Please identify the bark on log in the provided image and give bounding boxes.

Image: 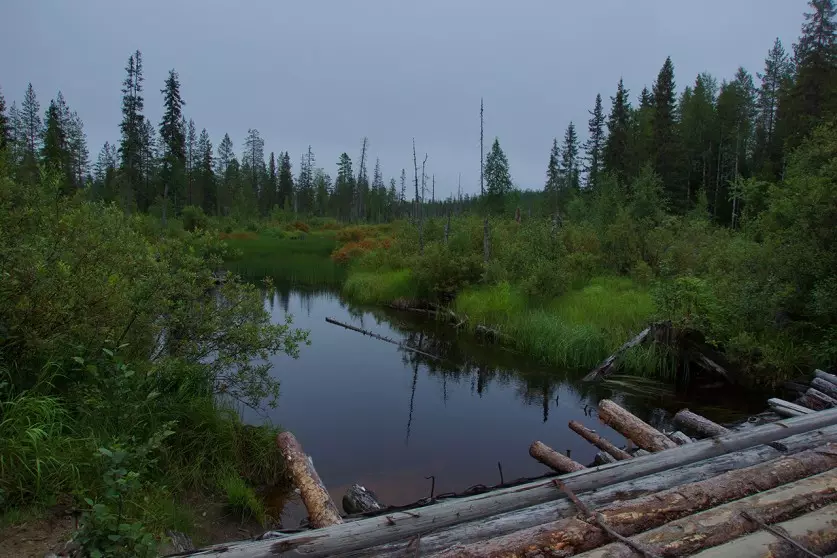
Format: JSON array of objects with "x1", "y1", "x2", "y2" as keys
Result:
[
  {"x1": 673, "y1": 408, "x2": 730, "y2": 438},
  {"x1": 529, "y1": 441, "x2": 586, "y2": 473},
  {"x1": 812, "y1": 377, "x2": 837, "y2": 400},
  {"x1": 275, "y1": 432, "x2": 342, "y2": 529},
  {"x1": 594, "y1": 452, "x2": 618, "y2": 465},
  {"x1": 808, "y1": 387, "x2": 837, "y2": 408},
  {"x1": 583, "y1": 327, "x2": 651, "y2": 381},
  {"x1": 816, "y1": 369, "x2": 837, "y2": 387},
  {"x1": 690, "y1": 502, "x2": 837, "y2": 558},
  {"x1": 799, "y1": 392, "x2": 829, "y2": 410},
  {"x1": 440, "y1": 444, "x2": 837, "y2": 557},
  {"x1": 342, "y1": 484, "x2": 384, "y2": 515},
  {"x1": 569, "y1": 420, "x2": 632, "y2": 460},
  {"x1": 570, "y1": 469, "x2": 837, "y2": 558},
  {"x1": 668, "y1": 431, "x2": 693, "y2": 445},
  {"x1": 769, "y1": 398, "x2": 815, "y2": 417},
  {"x1": 597, "y1": 399, "x2": 677, "y2": 452},
  {"x1": 182, "y1": 410, "x2": 837, "y2": 558}
]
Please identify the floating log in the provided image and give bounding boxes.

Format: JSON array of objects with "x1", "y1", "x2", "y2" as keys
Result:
[
  {"x1": 275, "y1": 432, "x2": 342, "y2": 529},
  {"x1": 568, "y1": 420, "x2": 632, "y2": 461},
  {"x1": 812, "y1": 377, "x2": 837, "y2": 400},
  {"x1": 668, "y1": 431, "x2": 693, "y2": 445},
  {"x1": 597, "y1": 399, "x2": 677, "y2": 452},
  {"x1": 324, "y1": 317, "x2": 440, "y2": 360},
  {"x1": 690, "y1": 502, "x2": 837, "y2": 557},
  {"x1": 441, "y1": 444, "x2": 837, "y2": 557},
  {"x1": 529, "y1": 441, "x2": 586, "y2": 473},
  {"x1": 807, "y1": 387, "x2": 837, "y2": 408},
  {"x1": 673, "y1": 408, "x2": 730, "y2": 438},
  {"x1": 583, "y1": 327, "x2": 651, "y2": 381},
  {"x1": 815, "y1": 368, "x2": 837, "y2": 387},
  {"x1": 572, "y1": 468, "x2": 837, "y2": 558},
  {"x1": 342, "y1": 484, "x2": 383, "y2": 515},
  {"x1": 184, "y1": 410, "x2": 837, "y2": 558},
  {"x1": 768, "y1": 398, "x2": 815, "y2": 417}
]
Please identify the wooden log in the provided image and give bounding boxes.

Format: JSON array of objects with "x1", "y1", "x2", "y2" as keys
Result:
[
  {"x1": 594, "y1": 452, "x2": 617, "y2": 465},
  {"x1": 568, "y1": 420, "x2": 632, "y2": 460},
  {"x1": 668, "y1": 431, "x2": 693, "y2": 445},
  {"x1": 529, "y1": 441, "x2": 585, "y2": 473},
  {"x1": 362, "y1": 424, "x2": 837, "y2": 558},
  {"x1": 342, "y1": 484, "x2": 383, "y2": 515},
  {"x1": 770, "y1": 403, "x2": 808, "y2": 418},
  {"x1": 812, "y1": 376, "x2": 837, "y2": 400},
  {"x1": 183, "y1": 409, "x2": 837, "y2": 558},
  {"x1": 633, "y1": 449, "x2": 651, "y2": 457},
  {"x1": 768, "y1": 398, "x2": 815, "y2": 416},
  {"x1": 440, "y1": 444, "x2": 837, "y2": 557},
  {"x1": 816, "y1": 368, "x2": 837, "y2": 387},
  {"x1": 690, "y1": 503, "x2": 837, "y2": 558},
  {"x1": 673, "y1": 408, "x2": 730, "y2": 438},
  {"x1": 275, "y1": 432, "x2": 342, "y2": 529},
  {"x1": 692, "y1": 351, "x2": 732, "y2": 382},
  {"x1": 324, "y1": 317, "x2": 440, "y2": 360},
  {"x1": 798, "y1": 392, "x2": 828, "y2": 410},
  {"x1": 572, "y1": 469, "x2": 837, "y2": 558},
  {"x1": 808, "y1": 387, "x2": 837, "y2": 408},
  {"x1": 583, "y1": 327, "x2": 651, "y2": 381},
  {"x1": 597, "y1": 399, "x2": 677, "y2": 452}
]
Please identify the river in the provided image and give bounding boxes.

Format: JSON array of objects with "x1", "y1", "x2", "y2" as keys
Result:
[{"x1": 237, "y1": 281, "x2": 765, "y2": 525}]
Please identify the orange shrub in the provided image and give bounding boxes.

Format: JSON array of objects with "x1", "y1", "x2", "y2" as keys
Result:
[
  {"x1": 291, "y1": 220, "x2": 310, "y2": 233},
  {"x1": 330, "y1": 239, "x2": 379, "y2": 264}
]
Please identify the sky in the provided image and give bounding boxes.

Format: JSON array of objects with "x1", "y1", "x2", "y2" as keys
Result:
[{"x1": 1, "y1": 0, "x2": 810, "y2": 197}]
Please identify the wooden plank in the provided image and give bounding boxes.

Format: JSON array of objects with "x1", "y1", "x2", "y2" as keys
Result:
[
  {"x1": 572, "y1": 469, "x2": 837, "y2": 558},
  {"x1": 439, "y1": 444, "x2": 837, "y2": 557},
  {"x1": 184, "y1": 409, "x2": 837, "y2": 558},
  {"x1": 568, "y1": 420, "x2": 632, "y2": 460},
  {"x1": 673, "y1": 408, "x2": 730, "y2": 438},
  {"x1": 812, "y1": 377, "x2": 837, "y2": 400},
  {"x1": 690, "y1": 503, "x2": 837, "y2": 558},
  {"x1": 583, "y1": 327, "x2": 651, "y2": 381},
  {"x1": 816, "y1": 369, "x2": 837, "y2": 387},
  {"x1": 597, "y1": 399, "x2": 678, "y2": 452},
  {"x1": 529, "y1": 441, "x2": 586, "y2": 473}
]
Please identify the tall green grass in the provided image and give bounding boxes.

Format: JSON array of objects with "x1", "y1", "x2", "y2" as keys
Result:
[{"x1": 343, "y1": 269, "x2": 418, "y2": 305}]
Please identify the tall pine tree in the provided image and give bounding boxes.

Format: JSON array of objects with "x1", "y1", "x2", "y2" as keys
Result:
[
  {"x1": 583, "y1": 94, "x2": 605, "y2": 189},
  {"x1": 19, "y1": 83, "x2": 41, "y2": 180},
  {"x1": 603, "y1": 78, "x2": 631, "y2": 182},
  {"x1": 754, "y1": 38, "x2": 793, "y2": 178},
  {"x1": 159, "y1": 69, "x2": 186, "y2": 213},
  {"x1": 0, "y1": 87, "x2": 8, "y2": 151},
  {"x1": 119, "y1": 51, "x2": 144, "y2": 208},
  {"x1": 278, "y1": 152, "x2": 294, "y2": 212},
  {"x1": 196, "y1": 129, "x2": 215, "y2": 215},
  {"x1": 561, "y1": 122, "x2": 580, "y2": 192},
  {"x1": 484, "y1": 137, "x2": 512, "y2": 214},
  {"x1": 544, "y1": 138, "x2": 561, "y2": 213},
  {"x1": 651, "y1": 57, "x2": 685, "y2": 208}
]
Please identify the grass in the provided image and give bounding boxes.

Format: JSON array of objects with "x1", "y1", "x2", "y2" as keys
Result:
[
  {"x1": 343, "y1": 269, "x2": 418, "y2": 305},
  {"x1": 219, "y1": 473, "x2": 267, "y2": 526}
]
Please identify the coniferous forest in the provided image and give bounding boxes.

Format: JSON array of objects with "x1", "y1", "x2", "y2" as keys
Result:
[{"x1": 1, "y1": 0, "x2": 837, "y2": 554}]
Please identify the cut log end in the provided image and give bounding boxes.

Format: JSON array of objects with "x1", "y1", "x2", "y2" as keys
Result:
[
  {"x1": 529, "y1": 441, "x2": 586, "y2": 473},
  {"x1": 598, "y1": 399, "x2": 678, "y2": 452}
]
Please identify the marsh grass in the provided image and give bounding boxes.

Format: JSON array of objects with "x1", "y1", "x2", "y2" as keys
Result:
[
  {"x1": 343, "y1": 270, "x2": 417, "y2": 305},
  {"x1": 219, "y1": 473, "x2": 267, "y2": 526}
]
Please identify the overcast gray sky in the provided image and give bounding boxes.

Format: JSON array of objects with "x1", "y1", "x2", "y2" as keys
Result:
[{"x1": 1, "y1": 0, "x2": 809, "y2": 197}]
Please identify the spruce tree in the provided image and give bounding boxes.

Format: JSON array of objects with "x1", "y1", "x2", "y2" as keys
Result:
[
  {"x1": 484, "y1": 137, "x2": 512, "y2": 214},
  {"x1": 679, "y1": 73, "x2": 718, "y2": 204},
  {"x1": 242, "y1": 129, "x2": 264, "y2": 203},
  {"x1": 651, "y1": 57, "x2": 685, "y2": 208},
  {"x1": 41, "y1": 98, "x2": 71, "y2": 191},
  {"x1": 118, "y1": 51, "x2": 144, "y2": 206},
  {"x1": 296, "y1": 146, "x2": 315, "y2": 214},
  {"x1": 314, "y1": 169, "x2": 332, "y2": 217},
  {"x1": 278, "y1": 151, "x2": 294, "y2": 211},
  {"x1": 603, "y1": 78, "x2": 631, "y2": 182},
  {"x1": 66, "y1": 109, "x2": 89, "y2": 189},
  {"x1": 186, "y1": 118, "x2": 197, "y2": 206},
  {"x1": 196, "y1": 129, "x2": 215, "y2": 215},
  {"x1": 544, "y1": 138, "x2": 561, "y2": 212},
  {"x1": 334, "y1": 153, "x2": 355, "y2": 220},
  {"x1": 159, "y1": 69, "x2": 186, "y2": 212},
  {"x1": 264, "y1": 152, "x2": 277, "y2": 213},
  {"x1": 19, "y1": 83, "x2": 41, "y2": 180},
  {"x1": 0, "y1": 87, "x2": 8, "y2": 151},
  {"x1": 754, "y1": 38, "x2": 793, "y2": 178},
  {"x1": 561, "y1": 122, "x2": 580, "y2": 192},
  {"x1": 93, "y1": 142, "x2": 119, "y2": 202},
  {"x1": 583, "y1": 94, "x2": 605, "y2": 189}
]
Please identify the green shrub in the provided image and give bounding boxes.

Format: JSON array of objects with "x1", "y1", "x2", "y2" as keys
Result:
[
  {"x1": 219, "y1": 473, "x2": 267, "y2": 525},
  {"x1": 181, "y1": 205, "x2": 209, "y2": 232}
]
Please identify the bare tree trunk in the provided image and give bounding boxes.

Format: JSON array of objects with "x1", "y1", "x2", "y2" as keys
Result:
[
  {"x1": 597, "y1": 399, "x2": 677, "y2": 452},
  {"x1": 529, "y1": 441, "x2": 585, "y2": 473},
  {"x1": 276, "y1": 432, "x2": 342, "y2": 529},
  {"x1": 480, "y1": 98, "x2": 484, "y2": 196}
]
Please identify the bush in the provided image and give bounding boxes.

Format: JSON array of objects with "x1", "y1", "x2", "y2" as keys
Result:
[
  {"x1": 413, "y1": 243, "x2": 483, "y2": 300},
  {"x1": 181, "y1": 205, "x2": 209, "y2": 232},
  {"x1": 219, "y1": 473, "x2": 267, "y2": 525}
]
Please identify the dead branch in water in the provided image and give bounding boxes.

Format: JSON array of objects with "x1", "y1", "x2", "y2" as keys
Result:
[{"x1": 325, "y1": 317, "x2": 441, "y2": 360}]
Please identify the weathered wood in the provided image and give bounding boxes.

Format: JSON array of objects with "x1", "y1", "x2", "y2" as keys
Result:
[
  {"x1": 693, "y1": 352, "x2": 732, "y2": 382},
  {"x1": 569, "y1": 420, "x2": 632, "y2": 460},
  {"x1": 633, "y1": 449, "x2": 651, "y2": 457},
  {"x1": 673, "y1": 408, "x2": 730, "y2": 438},
  {"x1": 440, "y1": 444, "x2": 837, "y2": 557},
  {"x1": 275, "y1": 432, "x2": 342, "y2": 529},
  {"x1": 597, "y1": 399, "x2": 677, "y2": 452},
  {"x1": 529, "y1": 441, "x2": 586, "y2": 473},
  {"x1": 594, "y1": 452, "x2": 618, "y2": 465},
  {"x1": 668, "y1": 431, "x2": 693, "y2": 445},
  {"x1": 570, "y1": 469, "x2": 837, "y2": 558},
  {"x1": 324, "y1": 317, "x2": 440, "y2": 360},
  {"x1": 808, "y1": 387, "x2": 837, "y2": 408},
  {"x1": 799, "y1": 392, "x2": 829, "y2": 410},
  {"x1": 342, "y1": 484, "x2": 383, "y2": 515},
  {"x1": 813, "y1": 377, "x2": 837, "y2": 400},
  {"x1": 583, "y1": 327, "x2": 651, "y2": 381},
  {"x1": 816, "y1": 369, "x2": 837, "y2": 387},
  {"x1": 183, "y1": 409, "x2": 837, "y2": 558},
  {"x1": 768, "y1": 398, "x2": 815, "y2": 417},
  {"x1": 690, "y1": 503, "x2": 837, "y2": 558}
]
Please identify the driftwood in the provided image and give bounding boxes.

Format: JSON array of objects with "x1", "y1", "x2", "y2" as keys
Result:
[
  {"x1": 583, "y1": 327, "x2": 651, "y2": 381},
  {"x1": 529, "y1": 441, "x2": 586, "y2": 473},
  {"x1": 812, "y1": 377, "x2": 837, "y2": 400},
  {"x1": 597, "y1": 399, "x2": 678, "y2": 452},
  {"x1": 324, "y1": 317, "x2": 440, "y2": 360},
  {"x1": 182, "y1": 410, "x2": 837, "y2": 558},
  {"x1": 275, "y1": 432, "x2": 342, "y2": 529},
  {"x1": 668, "y1": 431, "x2": 693, "y2": 445},
  {"x1": 342, "y1": 484, "x2": 383, "y2": 515},
  {"x1": 673, "y1": 408, "x2": 730, "y2": 438},
  {"x1": 441, "y1": 444, "x2": 837, "y2": 557},
  {"x1": 690, "y1": 503, "x2": 837, "y2": 557},
  {"x1": 807, "y1": 387, "x2": 837, "y2": 408},
  {"x1": 768, "y1": 397, "x2": 815, "y2": 417},
  {"x1": 815, "y1": 368, "x2": 837, "y2": 387},
  {"x1": 568, "y1": 420, "x2": 632, "y2": 460},
  {"x1": 572, "y1": 468, "x2": 837, "y2": 558}
]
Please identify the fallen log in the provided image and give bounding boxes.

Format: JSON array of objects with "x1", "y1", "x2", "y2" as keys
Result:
[
  {"x1": 529, "y1": 441, "x2": 586, "y2": 473},
  {"x1": 594, "y1": 452, "x2": 617, "y2": 465},
  {"x1": 342, "y1": 484, "x2": 383, "y2": 515},
  {"x1": 324, "y1": 317, "x2": 440, "y2": 360},
  {"x1": 182, "y1": 409, "x2": 837, "y2": 557},
  {"x1": 808, "y1": 387, "x2": 837, "y2": 408},
  {"x1": 568, "y1": 420, "x2": 632, "y2": 460},
  {"x1": 570, "y1": 468, "x2": 837, "y2": 558},
  {"x1": 583, "y1": 327, "x2": 651, "y2": 381},
  {"x1": 816, "y1": 368, "x2": 837, "y2": 387},
  {"x1": 768, "y1": 398, "x2": 815, "y2": 417},
  {"x1": 692, "y1": 351, "x2": 732, "y2": 382},
  {"x1": 439, "y1": 444, "x2": 837, "y2": 557},
  {"x1": 597, "y1": 399, "x2": 677, "y2": 452},
  {"x1": 668, "y1": 431, "x2": 693, "y2": 445},
  {"x1": 275, "y1": 432, "x2": 342, "y2": 529},
  {"x1": 798, "y1": 392, "x2": 829, "y2": 410},
  {"x1": 812, "y1": 377, "x2": 837, "y2": 400},
  {"x1": 673, "y1": 408, "x2": 730, "y2": 438},
  {"x1": 690, "y1": 502, "x2": 837, "y2": 558}
]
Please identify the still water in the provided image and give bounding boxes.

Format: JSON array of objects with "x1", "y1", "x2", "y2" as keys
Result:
[{"x1": 239, "y1": 285, "x2": 764, "y2": 519}]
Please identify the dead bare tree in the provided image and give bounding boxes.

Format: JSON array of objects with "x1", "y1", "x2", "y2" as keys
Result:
[
  {"x1": 480, "y1": 98, "x2": 484, "y2": 196},
  {"x1": 412, "y1": 139, "x2": 425, "y2": 254}
]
